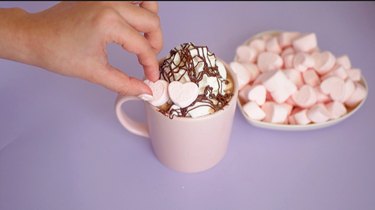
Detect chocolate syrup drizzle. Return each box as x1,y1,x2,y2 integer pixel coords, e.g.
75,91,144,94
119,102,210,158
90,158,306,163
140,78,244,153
159,43,233,119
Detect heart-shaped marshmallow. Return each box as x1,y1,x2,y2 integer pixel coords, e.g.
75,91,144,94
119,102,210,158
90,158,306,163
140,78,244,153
320,76,345,101
168,81,199,108
141,80,169,106
229,62,252,89
247,85,267,106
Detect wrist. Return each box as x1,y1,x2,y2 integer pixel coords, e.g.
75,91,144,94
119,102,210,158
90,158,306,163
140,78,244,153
0,8,36,65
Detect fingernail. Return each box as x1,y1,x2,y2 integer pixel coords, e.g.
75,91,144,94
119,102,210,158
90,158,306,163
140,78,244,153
138,94,153,101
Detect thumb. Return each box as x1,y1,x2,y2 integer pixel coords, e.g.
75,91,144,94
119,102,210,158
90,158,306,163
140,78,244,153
90,64,152,96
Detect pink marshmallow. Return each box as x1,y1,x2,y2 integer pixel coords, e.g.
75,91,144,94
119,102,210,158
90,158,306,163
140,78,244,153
329,65,348,80
320,76,346,101
243,101,266,121
266,37,282,54
292,33,318,52
253,71,274,86
293,109,312,125
257,52,283,72
293,52,315,72
307,103,331,123
278,32,301,48
261,70,290,92
236,45,257,63
340,79,355,103
247,84,267,105
281,103,293,115
302,69,320,86
229,62,252,89
345,83,367,107
347,68,362,82
262,102,289,124
336,55,351,69
292,85,317,108
281,47,296,58
142,80,170,106
326,101,347,120
283,54,295,69
314,86,331,103
168,81,199,108
284,68,304,88
288,115,297,125
238,85,252,102
242,63,260,82
270,80,297,103
313,51,336,75
286,96,297,106
248,39,266,52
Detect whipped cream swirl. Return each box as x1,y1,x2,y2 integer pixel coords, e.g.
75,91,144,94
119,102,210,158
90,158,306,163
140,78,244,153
159,43,233,118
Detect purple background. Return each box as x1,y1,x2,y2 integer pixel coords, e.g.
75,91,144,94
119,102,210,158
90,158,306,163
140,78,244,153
1,1,375,210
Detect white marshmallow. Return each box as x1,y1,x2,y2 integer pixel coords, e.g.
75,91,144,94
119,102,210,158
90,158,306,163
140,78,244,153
326,101,347,120
336,55,351,69
257,52,283,72
292,33,318,52
292,85,317,108
307,103,331,123
243,101,266,121
262,102,289,124
247,84,267,105
278,32,301,48
266,37,282,54
302,69,320,86
236,45,257,63
345,83,367,107
294,109,312,125
229,62,252,89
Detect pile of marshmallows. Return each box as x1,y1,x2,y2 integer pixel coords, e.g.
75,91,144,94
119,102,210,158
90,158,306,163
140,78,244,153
230,32,367,125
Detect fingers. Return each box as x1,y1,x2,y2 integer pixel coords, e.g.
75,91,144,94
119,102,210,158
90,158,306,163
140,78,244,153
140,1,159,13
93,64,152,96
139,1,163,53
110,20,159,81
108,2,163,53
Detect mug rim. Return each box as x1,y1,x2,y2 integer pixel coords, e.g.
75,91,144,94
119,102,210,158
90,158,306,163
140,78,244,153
147,58,239,122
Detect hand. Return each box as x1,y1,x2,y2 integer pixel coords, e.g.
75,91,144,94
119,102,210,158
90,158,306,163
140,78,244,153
0,2,163,96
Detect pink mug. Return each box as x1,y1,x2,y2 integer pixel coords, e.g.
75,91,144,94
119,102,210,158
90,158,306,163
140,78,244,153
115,61,238,173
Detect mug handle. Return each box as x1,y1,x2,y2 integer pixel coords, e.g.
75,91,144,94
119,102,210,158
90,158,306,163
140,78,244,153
115,94,149,138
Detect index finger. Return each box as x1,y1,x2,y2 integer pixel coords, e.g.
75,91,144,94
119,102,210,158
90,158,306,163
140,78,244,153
139,1,163,53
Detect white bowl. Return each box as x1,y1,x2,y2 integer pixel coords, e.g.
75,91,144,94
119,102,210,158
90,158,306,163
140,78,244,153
235,30,369,131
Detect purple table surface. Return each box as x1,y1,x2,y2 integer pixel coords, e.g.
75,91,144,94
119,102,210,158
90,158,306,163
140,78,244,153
1,1,375,210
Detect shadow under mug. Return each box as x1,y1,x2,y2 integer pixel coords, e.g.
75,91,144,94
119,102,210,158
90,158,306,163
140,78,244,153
115,61,239,173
